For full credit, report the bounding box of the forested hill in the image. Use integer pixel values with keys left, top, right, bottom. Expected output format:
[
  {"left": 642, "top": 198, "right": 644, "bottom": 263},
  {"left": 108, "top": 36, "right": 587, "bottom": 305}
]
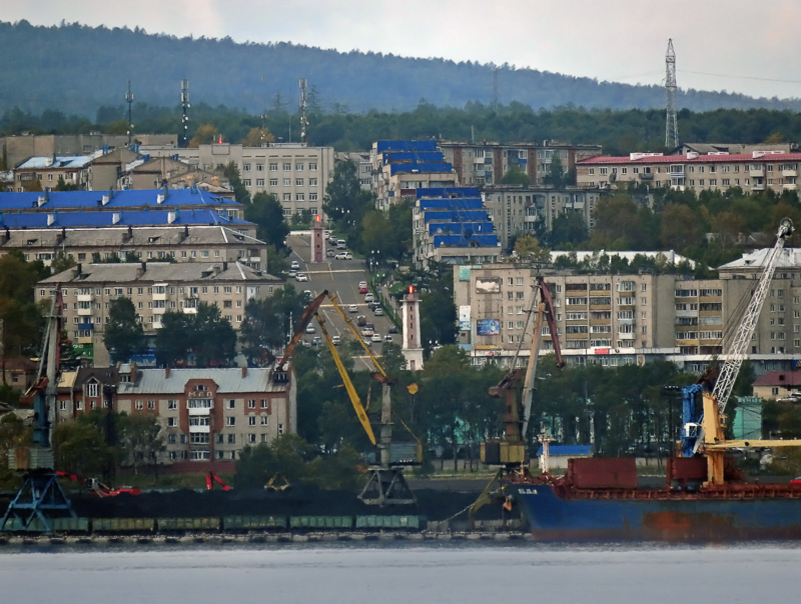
[{"left": 2, "top": 20, "right": 800, "bottom": 118}]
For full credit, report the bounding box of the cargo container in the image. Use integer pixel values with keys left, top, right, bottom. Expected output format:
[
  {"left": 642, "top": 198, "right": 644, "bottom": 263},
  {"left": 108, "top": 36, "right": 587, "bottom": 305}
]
[{"left": 222, "top": 515, "right": 287, "bottom": 530}]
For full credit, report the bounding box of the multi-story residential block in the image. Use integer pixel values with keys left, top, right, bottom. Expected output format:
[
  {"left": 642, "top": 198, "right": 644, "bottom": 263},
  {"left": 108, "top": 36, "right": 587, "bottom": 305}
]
[
  {"left": 454, "top": 248, "right": 801, "bottom": 378},
  {"left": 140, "top": 142, "right": 334, "bottom": 218},
  {"left": 412, "top": 187, "right": 500, "bottom": 267},
  {"left": 335, "top": 151, "right": 372, "bottom": 191},
  {"left": 576, "top": 150, "right": 801, "bottom": 195},
  {"left": 438, "top": 140, "right": 603, "bottom": 187},
  {"left": 0, "top": 225, "right": 268, "bottom": 270},
  {"left": 370, "top": 141, "right": 457, "bottom": 210},
  {"left": 36, "top": 261, "right": 283, "bottom": 365},
  {"left": 13, "top": 155, "right": 92, "bottom": 191},
  {"left": 54, "top": 364, "right": 296, "bottom": 470},
  {"left": 482, "top": 185, "right": 605, "bottom": 249}
]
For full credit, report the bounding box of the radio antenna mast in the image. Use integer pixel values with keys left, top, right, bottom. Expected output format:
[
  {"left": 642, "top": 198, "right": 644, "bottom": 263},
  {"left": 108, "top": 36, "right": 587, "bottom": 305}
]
[{"left": 665, "top": 39, "right": 679, "bottom": 149}]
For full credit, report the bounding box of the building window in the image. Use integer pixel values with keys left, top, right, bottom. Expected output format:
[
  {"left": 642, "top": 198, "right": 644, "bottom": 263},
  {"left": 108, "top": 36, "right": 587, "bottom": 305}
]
[
  {"left": 226, "top": 417, "right": 236, "bottom": 426},
  {"left": 283, "top": 163, "right": 291, "bottom": 171},
  {"left": 269, "top": 163, "right": 278, "bottom": 171},
  {"left": 270, "top": 178, "right": 278, "bottom": 186},
  {"left": 248, "top": 416, "right": 256, "bottom": 426},
  {"left": 86, "top": 382, "right": 100, "bottom": 398},
  {"left": 248, "top": 399, "right": 256, "bottom": 408}
]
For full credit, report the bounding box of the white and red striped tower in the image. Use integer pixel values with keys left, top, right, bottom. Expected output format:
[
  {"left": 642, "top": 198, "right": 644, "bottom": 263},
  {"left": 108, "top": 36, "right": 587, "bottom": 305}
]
[
  {"left": 401, "top": 285, "right": 424, "bottom": 371},
  {"left": 311, "top": 214, "right": 325, "bottom": 263}
]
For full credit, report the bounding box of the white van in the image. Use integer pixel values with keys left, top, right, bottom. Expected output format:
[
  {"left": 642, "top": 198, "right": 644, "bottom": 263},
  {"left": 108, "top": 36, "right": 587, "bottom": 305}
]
[{"left": 336, "top": 239, "right": 347, "bottom": 249}]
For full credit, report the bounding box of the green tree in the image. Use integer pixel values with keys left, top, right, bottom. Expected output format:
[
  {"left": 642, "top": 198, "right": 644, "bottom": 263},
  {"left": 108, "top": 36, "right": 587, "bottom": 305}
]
[
  {"left": 155, "top": 302, "right": 235, "bottom": 367},
  {"left": 514, "top": 234, "right": 550, "bottom": 262},
  {"left": 0, "top": 414, "right": 32, "bottom": 488},
  {"left": 660, "top": 203, "right": 704, "bottom": 252},
  {"left": 240, "top": 284, "right": 306, "bottom": 365},
  {"left": 499, "top": 166, "right": 531, "bottom": 186},
  {"left": 53, "top": 175, "right": 78, "bottom": 191},
  {"left": 549, "top": 212, "right": 589, "bottom": 248},
  {"left": 240, "top": 126, "right": 275, "bottom": 147},
  {"left": 245, "top": 191, "right": 288, "bottom": 250},
  {"left": 235, "top": 433, "right": 313, "bottom": 487},
  {"left": 49, "top": 253, "right": 76, "bottom": 275},
  {"left": 52, "top": 420, "right": 115, "bottom": 478},
  {"left": 542, "top": 156, "right": 567, "bottom": 188},
  {"left": 222, "top": 161, "right": 251, "bottom": 204},
  {"left": 118, "top": 412, "right": 165, "bottom": 475},
  {"left": 323, "top": 160, "right": 376, "bottom": 246},
  {"left": 104, "top": 297, "right": 144, "bottom": 362},
  {"left": 0, "top": 251, "right": 43, "bottom": 365},
  {"left": 189, "top": 123, "right": 219, "bottom": 147}
]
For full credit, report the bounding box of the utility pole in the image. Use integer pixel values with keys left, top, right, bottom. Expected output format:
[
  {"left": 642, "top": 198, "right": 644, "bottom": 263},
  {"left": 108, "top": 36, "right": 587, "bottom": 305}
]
[
  {"left": 299, "top": 78, "right": 309, "bottom": 144},
  {"left": 180, "top": 79, "right": 190, "bottom": 148},
  {"left": 665, "top": 39, "right": 679, "bottom": 149},
  {"left": 125, "top": 81, "right": 134, "bottom": 147},
  {"left": 492, "top": 67, "right": 499, "bottom": 108}
]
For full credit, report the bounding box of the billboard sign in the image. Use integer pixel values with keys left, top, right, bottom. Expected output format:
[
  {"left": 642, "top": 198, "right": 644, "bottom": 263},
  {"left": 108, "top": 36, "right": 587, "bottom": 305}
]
[{"left": 476, "top": 319, "right": 501, "bottom": 336}]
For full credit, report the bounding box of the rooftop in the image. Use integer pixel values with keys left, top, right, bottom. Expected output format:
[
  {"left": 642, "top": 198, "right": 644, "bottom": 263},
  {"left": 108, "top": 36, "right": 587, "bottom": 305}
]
[
  {"left": 577, "top": 152, "right": 801, "bottom": 165},
  {"left": 40, "top": 261, "right": 282, "bottom": 285},
  {"left": 117, "top": 367, "right": 287, "bottom": 394},
  {"left": 719, "top": 247, "right": 801, "bottom": 271},
  {"left": 753, "top": 371, "right": 801, "bottom": 387},
  {"left": 15, "top": 156, "right": 92, "bottom": 170},
  {"left": 0, "top": 208, "right": 248, "bottom": 229},
  {"left": 0, "top": 188, "right": 239, "bottom": 211}
]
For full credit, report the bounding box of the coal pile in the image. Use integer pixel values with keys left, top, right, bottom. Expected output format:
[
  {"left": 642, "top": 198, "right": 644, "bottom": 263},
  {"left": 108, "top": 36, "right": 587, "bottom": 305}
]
[{"left": 70, "top": 486, "right": 503, "bottom": 521}]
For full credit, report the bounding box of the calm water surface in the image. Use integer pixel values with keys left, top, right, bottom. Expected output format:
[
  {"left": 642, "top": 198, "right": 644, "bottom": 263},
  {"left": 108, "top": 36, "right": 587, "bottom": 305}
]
[{"left": 1, "top": 542, "right": 798, "bottom": 604}]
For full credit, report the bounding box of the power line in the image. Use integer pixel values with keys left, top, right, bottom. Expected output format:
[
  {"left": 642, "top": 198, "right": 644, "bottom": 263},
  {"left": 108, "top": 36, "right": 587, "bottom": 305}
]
[{"left": 679, "top": 70, "right": 801, "bottom": 85}]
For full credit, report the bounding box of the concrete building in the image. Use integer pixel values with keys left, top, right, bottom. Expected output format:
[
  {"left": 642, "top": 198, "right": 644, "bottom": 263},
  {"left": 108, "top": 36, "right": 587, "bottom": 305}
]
[
  {"left": 54, "top": 364, "right": 296, "bottom": 470},
  {"left": 751, "top": 370, "right": 801, "bottom": 400},
  {"left": 335, "top": 151, "right": 372, "bottom": 191},
  {"left": 13, "top": 155, "right": 92, "bottom": 191},
  {"left": 36, "top": 261, "right": 283, "bottom": 365},
  {"left": 140, "top": 142, "right": 334, "bottom": 218},
  {"left": 453, "top": 248, "right": 801, "bottom": 377},
  {"left": 412, "top": 187, "right": 500, "bottom": 267},
  {"left": 370, "top": 141, "right": 457, "bottom": 210},
  {"left": 0, "top": 133, "right": 176, "bottom": 170},
  {"left": 576, "top": 150, "right": 801, "bottom": 195},
  {"left": 483, "top": 185, "right": 605, "bottom": 250},
  {"left": 438, "top": 140, "right": 603, "bottom": 187},
  {"left": 0, "top": 225, "right": 268, "bottom": 271}
]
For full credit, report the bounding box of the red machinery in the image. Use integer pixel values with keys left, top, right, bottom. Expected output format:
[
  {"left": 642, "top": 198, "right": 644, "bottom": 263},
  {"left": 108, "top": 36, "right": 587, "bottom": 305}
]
[
  {"left": 56, "top": 471, "right": 141, "bottom": 497},
  {"left": 205, "top": 472, "right": 232, "bottom": 491}
]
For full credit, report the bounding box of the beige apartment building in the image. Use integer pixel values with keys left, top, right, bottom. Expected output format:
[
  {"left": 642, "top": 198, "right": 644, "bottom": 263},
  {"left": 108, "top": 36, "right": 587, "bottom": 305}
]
[
  {"left": 54, "top": 364, "right": 296, "bottom": 469},
  {"left": 140, "top": 142, "right": 334, "bottom": 218},
  {"left": 439, "top": 140, "right": 603, "bottom": 187},
  {"left": 575, "top": 150, "right": 801, "bottom": 195},
  {"left": 1, "top": 225, "right": 268, "bottom": 271},
  {"left": 483, "top": 185, "right": 605, "bottom": 249},
  {"left": 454, "top": 249, "right": 801, "bottom": 376},
  {"left": 37, "top": 261, "right": 284, "bottom": 365}
]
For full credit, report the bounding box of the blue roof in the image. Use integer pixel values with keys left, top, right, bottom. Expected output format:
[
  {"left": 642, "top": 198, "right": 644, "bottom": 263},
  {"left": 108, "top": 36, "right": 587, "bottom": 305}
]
[
  {"left": 417, "top": 187, "right": 480, "bottom": 199},
  {"left": 433, "top": 233, "right": 498, "bottom": 247},
  {"left": 383, "top": 151, "right": 444, "bottom": 165},
  {"left": 376, "top": 141, "right": 438, "bottom": 153},
  {"left": 0, "top": 188, "right": 239, "bottom": 212},
  {"left": 535, "top": 445, "right": 593, "bottom": 456},
  {"left": 419, "top": 198, "right": 483, "bottom": 211},
  {"left": 390, "top": 162, "right": 453, "bottom": 175},
  {"left": 0, "top": 209, "right": 249, "bottom": 229}
]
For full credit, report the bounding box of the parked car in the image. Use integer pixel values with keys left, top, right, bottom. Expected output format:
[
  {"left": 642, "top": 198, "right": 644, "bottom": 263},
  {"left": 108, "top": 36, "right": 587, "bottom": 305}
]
[
  {"left": 288, "top": 269, "right": 298, "bottom": 278},
  {"left": 326, "top": 249, "right": 335, "bottom": 257},
  {"left": 373, "top": 308, "right": 384, "bottom": 316},
  {"left": 364, "top": 293, "right": 374, "bottom": 302},
  {"left": 388, "top": 325, "right": 398, "bottom": 334},
  {"left": 290, "top": 260, "right": 300, "bottom": 269},
  {"left": 384, "top": 335, "right": 393, "bottom": 342},
  {"left": 359, "top": 286, "right": 369, "bottom": 294},
  {"left": 296, "top": 273, "right": 308, "bottom": 282},
  {"left": 371, "top": 333, "right": 382, "bottom": 343},
  {"left": 356, "top": 315, "right": 367, "bottom": 326},
  {"left": 348, "top": 304, "right": 358, "bottom": 313},
  {"left": 344, "top": 252, "right": 353, "bottom": 260},
  {"left": 361, "top": 327, "right": 374, "bottom": 337},
  {"left": 335, "top": 252, "right": 349, "bottom": 260}
]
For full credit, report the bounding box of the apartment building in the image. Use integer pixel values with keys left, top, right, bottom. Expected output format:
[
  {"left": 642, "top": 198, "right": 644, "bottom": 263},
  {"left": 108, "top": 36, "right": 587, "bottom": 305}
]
[
  {"left": 54, "top": 364, "right": 296, "bottom": 470},
  {"left": 335, "top": 151, "right": 372, "bottom": 191},
  {"left": 576, "top": 150, "right": 801, "bottom": 195},
  {"left": 140, "top": 142, "right": 334, "bottom": 218},
  {"left": 1, "top": 225, "right": 268, "bottom": 271},
  {"left": 412, "top": 187, "right": 500, "bottom": 267},
  {"left": 482, "top": 185, "right": 605, "bottom": 249},
  {"left": 439, "top": 140, "right": 603, "bottom": 187},
  {"left": 13, "top": 156, "right": 92, "bottom": 191},
  {"left": 370, "top": 141, "right": 457, "bottom": 210},
  {"left": 36, "top": 261, "right": 283, "bottom": 365},
  {"left": 454, "top": 248, "right": 801, "bottom": 377}
]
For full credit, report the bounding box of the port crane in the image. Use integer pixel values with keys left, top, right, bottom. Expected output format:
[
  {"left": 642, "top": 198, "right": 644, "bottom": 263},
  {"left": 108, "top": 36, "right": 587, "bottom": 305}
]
[
  {"left": 2, "top": 290, "right": 77, "bottom": 531},
  {"left": 691, "top": 218, "right": 801, "bottom": 484},
  {"left": 471, "top": 277, "right": 563, "bottom": 518},
  {"left": 275, "top": 290, "right": 419, "bottom": 505}
]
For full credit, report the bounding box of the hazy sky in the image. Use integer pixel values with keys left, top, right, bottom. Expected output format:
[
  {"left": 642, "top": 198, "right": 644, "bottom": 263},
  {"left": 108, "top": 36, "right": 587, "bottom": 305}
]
[{"left": 5, "top": 0, "right": 801, "bottom": 100}]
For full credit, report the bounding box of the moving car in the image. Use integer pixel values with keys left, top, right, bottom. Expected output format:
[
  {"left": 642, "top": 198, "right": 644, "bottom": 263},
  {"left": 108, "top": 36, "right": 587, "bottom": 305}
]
[
  {"left": 358, "top": 281, "right": 368, "bottom": 289},
  {"left": 356, "top": 315, "right": 367, "bottom": 326},
  {"left": 332, "top": 335, "right": 341, "bottom": 345},
  {"left": 296, "top": 273, "right": 308, "bottom": 282},
  {"left": 312, "top": 336, "right": 322, "bottom": 346},
  {"left": 348, "top": 304, "right": 358, "bottom": 313},
  {"left": 388, "top": 325, "right": 398, "bottom": 334},
  {"left": 290, "top": 260, "right": 300, "bottom": 269},
  {"left": 364, "top": 293, "right": 374, "bottom": 302},
  {"left": 371, "top": 333, "right": 382, "bottom": 343},
  {"left": 305, "top": 324, "right": 315, "bottom": 334},
  {"left": 326, "top": 249, "right": 335, "bottom": 258},
  {"left": 359, "top": 286, "right": 368, "bottom": 294},
  {"left": 288, "top": 269, "right": 297, "bottom": 278},
  {"left": 384, "top": 335, "right": 393, "bottom": 343},
  {"left": 361, "top": 327, "right": 374, "bottom": 337},
  {"left": 344, "top": 252, "right": 353, "bottom": 260},
  {"left": 373, "top": 308, "right": 384, "bottom": 316},
  {"left": 334, "top": 252, "right": 349, "bottom": 260}
]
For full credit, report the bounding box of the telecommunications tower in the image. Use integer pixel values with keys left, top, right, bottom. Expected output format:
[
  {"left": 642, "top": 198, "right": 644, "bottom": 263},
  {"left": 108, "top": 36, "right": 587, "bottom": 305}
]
[
  {"left": 180, "top": 79, "right": 190, "bottom": 148},
  {"left": 125, "top": 81, "right": 134, "bottom": 147},
  {"left": 299, "top": 78, "right": 309, "bottom": 144},
  {"left": 665, "top": 39, "right": 679, "bottom": 149}
]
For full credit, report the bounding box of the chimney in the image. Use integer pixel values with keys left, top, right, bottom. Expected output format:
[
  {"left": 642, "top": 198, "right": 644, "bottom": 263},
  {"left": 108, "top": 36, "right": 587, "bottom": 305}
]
[
  {"left": 165, "top": 367, "right": 171, "bottom": 378},
  {"left": 130, "top": 362, "right": 138, "bottom": 383},
  {"left": 102, "top": 194, "right": 110, "bottom": 206},
  {"left": 72, "top": 263, "right": 82, "bottom": 278},
  {"left": 112, "top": 212, "right": 121, "bottom": 225},
  {"left": 38, "top": 195, "right": 47, "bottom": 207},
  {"left": 222, "top": 261, "right": 228, "bottom": 271},
  {"left": 167, "top": 210, "right": 177, "bottom": 224},
  {"left": 47, "top": 213, "right": 56, "bottom": 226},
  {"left": 136, "top": 261, "right": 146, "bottom": 278},
  {"left": 0, "top": 226, "right": 9, "bottom": 245},
  {"left": 241, "top": 367, "right": 247, "bottom": 378},
  {"left": 182, "top": 225, "right": 189, "bottom": 241},
  {"left": 124, "top": 226, "right": 133, "bottom": 242},
  {"left": 57, "top": 227, "right": 66, "bottom": 245}
]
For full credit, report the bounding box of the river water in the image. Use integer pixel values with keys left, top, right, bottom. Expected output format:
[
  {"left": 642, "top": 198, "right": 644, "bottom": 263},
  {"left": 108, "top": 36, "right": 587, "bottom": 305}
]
[{"left": 1, "top": 542, "right": 798, "bottom": 603}]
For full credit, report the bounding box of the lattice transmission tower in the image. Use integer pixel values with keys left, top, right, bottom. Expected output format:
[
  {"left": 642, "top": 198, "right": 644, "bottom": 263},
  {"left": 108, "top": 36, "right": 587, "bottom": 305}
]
[{"left": 665, "top": 38, "right": 679, "bottom": 149}]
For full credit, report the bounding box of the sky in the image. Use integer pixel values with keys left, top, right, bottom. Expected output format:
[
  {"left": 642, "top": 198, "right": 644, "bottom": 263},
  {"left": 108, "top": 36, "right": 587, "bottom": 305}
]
[{"left": 5, "top": 0, "right": 801, "bottom": 100}]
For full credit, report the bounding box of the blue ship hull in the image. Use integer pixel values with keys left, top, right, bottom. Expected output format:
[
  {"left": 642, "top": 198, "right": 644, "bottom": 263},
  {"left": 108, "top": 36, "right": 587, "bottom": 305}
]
[{"left": 511, "top": 484, "right": 801, "bottom": 541}]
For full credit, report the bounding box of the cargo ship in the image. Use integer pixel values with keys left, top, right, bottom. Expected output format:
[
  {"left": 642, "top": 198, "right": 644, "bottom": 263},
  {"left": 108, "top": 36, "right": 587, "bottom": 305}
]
[{"left": 507, "top": 457, "right": 801, "bottom": 541}]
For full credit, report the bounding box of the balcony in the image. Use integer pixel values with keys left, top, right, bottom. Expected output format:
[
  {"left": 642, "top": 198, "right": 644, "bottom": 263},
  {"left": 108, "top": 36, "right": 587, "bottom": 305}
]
[
  {"left": 782, "top": 169, "right": 798, "bottom": 177},
  {"left": 188, "top": 407, "right": 211, "bottom": 416},
  {"left": 784, "top": 183, "right": 798, "bottom": 191},
  {"left": 152, "top": 306, "right": 166, "bottom": 315},
  {"left": 189, "top": 425, "right": 210, "bottom": 433},
  {"left": 750, "top": 168, "right": 765, "bottom": 177},
  {"left": 752, "top": 183, "right": 765, "bottom": 191},
  {"left": 77, "top": 308, "right": 93, "bottom": 316},
  {"left": 617, "top": 317, "right": 635, "bottom": 325},
  {"left": 77, "top": 294, "right": 94, "bottom": 302},
  {"left": 618, "top": 332, "right": 635, "bottom": 340},
  {"left": 183, "top": 307, "right": 198, "bottom": 314},
  {"left": 152, "top": 292, "right": 167, "bottom": 301}
]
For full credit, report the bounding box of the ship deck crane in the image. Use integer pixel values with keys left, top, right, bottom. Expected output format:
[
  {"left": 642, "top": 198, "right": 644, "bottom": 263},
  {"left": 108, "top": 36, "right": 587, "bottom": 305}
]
[
  {"left": 697, "top": 218, "right": 801, "bottom": 484},
  {"left": 471, "top": 277, "right": 563, "bottom": 518}
]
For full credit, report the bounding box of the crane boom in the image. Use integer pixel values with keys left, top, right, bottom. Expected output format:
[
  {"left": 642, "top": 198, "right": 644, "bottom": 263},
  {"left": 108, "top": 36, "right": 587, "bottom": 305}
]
[{"left": 712, "top": 218, "right": 793, "bottom": 413}]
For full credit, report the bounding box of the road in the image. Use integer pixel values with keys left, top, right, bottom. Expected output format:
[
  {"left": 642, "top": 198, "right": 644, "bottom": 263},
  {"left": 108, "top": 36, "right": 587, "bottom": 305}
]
[{"left": 286, "top": 233, "right": 398, "bottom": 369}]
